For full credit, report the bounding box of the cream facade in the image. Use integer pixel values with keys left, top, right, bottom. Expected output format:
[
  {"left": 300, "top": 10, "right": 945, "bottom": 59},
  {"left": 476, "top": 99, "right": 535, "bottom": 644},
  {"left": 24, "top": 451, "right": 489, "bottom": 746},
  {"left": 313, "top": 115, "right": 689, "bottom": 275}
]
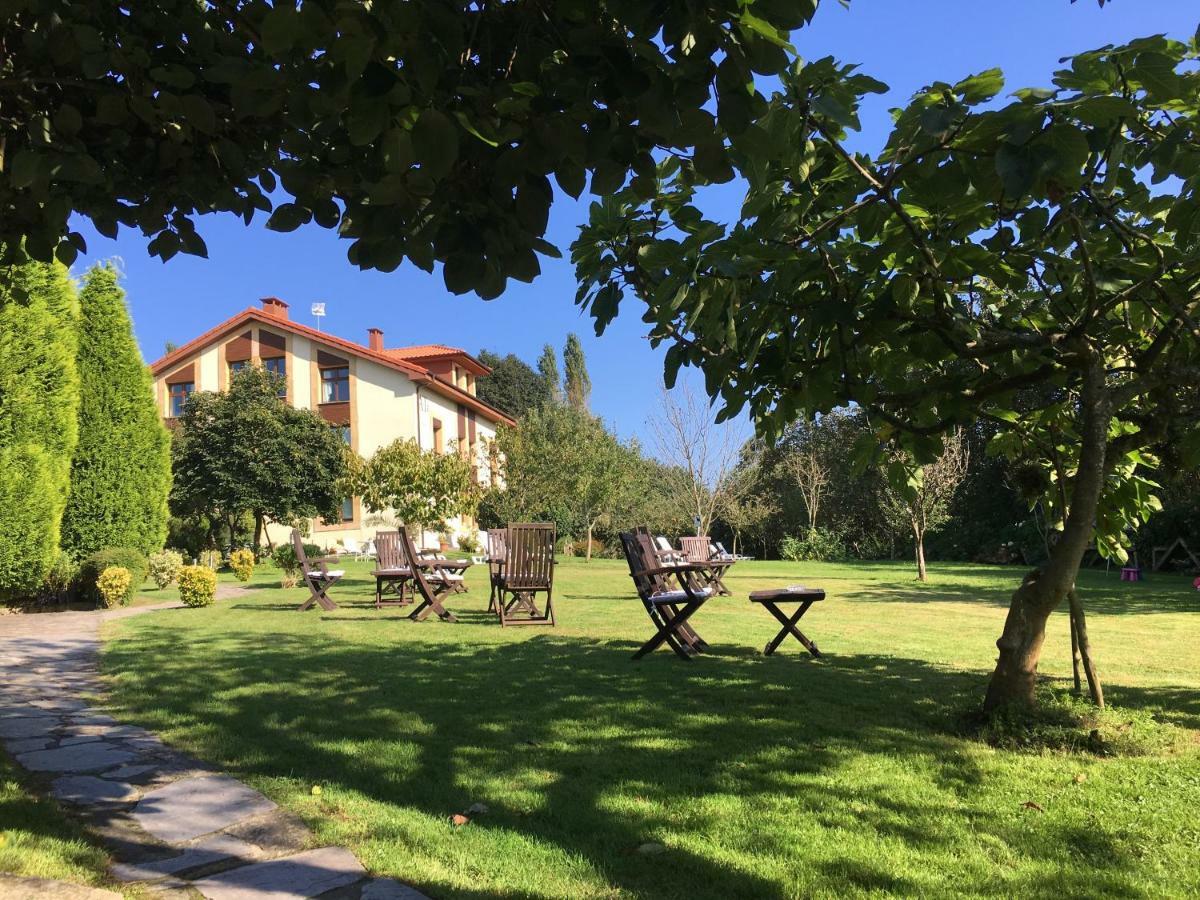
[{"left": 151, "top": 298, "right": 512, "bottom": 551}]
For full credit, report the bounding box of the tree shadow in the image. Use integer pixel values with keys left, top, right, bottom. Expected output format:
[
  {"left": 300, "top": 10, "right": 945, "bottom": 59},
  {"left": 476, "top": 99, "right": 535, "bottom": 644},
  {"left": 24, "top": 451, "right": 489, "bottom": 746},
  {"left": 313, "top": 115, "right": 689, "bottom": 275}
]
[{"left": 100, "top": 622, "right": 1192, "bottom": 899}]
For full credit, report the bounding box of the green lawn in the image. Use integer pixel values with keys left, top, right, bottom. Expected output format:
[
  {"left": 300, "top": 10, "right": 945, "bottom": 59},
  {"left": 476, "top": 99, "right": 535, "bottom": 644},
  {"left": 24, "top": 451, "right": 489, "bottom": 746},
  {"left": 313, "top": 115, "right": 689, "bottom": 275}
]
[
  {"left": 100, "top": 558, "right": 1200, "bottom": 899},
  {"left": 0, "top": 751, "right": 114, "bottom": 889}
]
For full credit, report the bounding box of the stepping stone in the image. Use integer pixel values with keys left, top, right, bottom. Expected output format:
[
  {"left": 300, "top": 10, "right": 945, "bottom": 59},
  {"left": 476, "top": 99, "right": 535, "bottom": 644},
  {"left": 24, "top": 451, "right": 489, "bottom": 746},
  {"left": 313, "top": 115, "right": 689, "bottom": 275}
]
[
  {"left": 4, "top": 736, "right": 54, "bottom": 754},
  {"left": 17, "top": 741, "right": 134, "bottom": 773},
  {"left": 53, "top": 775, "right": 140, "bottom": 805},
  {"left": 102, "top": 763, "right": 159, "bottom": 781},
  {"left": 0, "top": 874, "right": 122, "bottom": 899},
  {"left": 192, "top": 847, "right": 365, "bottom": 900},
  {"left": 0, "top": 715, "right": 58, "bottom": 739},
  {"left": 111, "top": 843, "right": 243, "bottom": 883},
  {"left": 133, "top": 774, "right": 277, "bottom": 843},
  {"left": 61, "top": 734, "right": 104, "bottom": 746},
  {"left": 361, "top": 878, "right": 433, "bottom": 900}
]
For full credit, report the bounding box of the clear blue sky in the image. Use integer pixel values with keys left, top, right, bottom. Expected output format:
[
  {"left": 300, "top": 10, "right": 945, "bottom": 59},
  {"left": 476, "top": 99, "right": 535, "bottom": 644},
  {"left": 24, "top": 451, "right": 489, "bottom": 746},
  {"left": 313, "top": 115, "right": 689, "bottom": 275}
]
[{"left": 72, "top": 1, "right": 1197, "bottom": 446}]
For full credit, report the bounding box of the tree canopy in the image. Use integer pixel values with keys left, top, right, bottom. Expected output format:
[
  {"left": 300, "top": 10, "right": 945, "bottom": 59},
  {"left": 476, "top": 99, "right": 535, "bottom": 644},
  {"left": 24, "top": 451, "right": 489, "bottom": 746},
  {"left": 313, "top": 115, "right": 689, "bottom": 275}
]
[
  {"left": 170, "top": 365, "right": 348, "bottom": 548},
  {"left": 475, "top": 349, "right": 548, "bottom": 419},
  {"left": 574, "top": 35, "right": 1200, "bottom": 709},
  {"left": 2, "top": 0, "right": 814, "bottom": 294}
]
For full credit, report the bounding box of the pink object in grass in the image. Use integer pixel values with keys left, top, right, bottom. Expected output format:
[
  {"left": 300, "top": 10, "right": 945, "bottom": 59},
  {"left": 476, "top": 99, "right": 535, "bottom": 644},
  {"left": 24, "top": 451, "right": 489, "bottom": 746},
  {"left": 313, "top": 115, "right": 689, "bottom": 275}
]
[{"left": 1193, "top": 576, "right": 1200, "bottom": 591}]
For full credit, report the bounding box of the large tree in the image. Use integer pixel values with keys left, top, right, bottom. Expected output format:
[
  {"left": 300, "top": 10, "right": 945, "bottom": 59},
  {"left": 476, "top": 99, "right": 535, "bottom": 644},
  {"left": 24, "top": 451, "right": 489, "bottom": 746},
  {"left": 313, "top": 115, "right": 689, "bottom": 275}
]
[
  {"left": 562, "top": 333, "right": 592, "bottom": 411},
  {"left": 1, "top": 0, "right": 813, "bottom": 294},
  {"left": 575, "top": 36, "right": 1200, "bottom": 712},
  {"left": 170, "top": 366, "right": 348, "bottom": 549},
  {"left": 60, "top": 264, "right": 171, "bottom": 557},
  {"left": 475, "top": 349, "right": 548, "bottom": 419},
  {"left": 0, "top": 257, "right": 78, "bottom": 599},
  {"left": 537, "top": 344, "right": 563, "bottom": 405},
  {"left": 494, "top": 404, "right": 634, "bottom": 560}
]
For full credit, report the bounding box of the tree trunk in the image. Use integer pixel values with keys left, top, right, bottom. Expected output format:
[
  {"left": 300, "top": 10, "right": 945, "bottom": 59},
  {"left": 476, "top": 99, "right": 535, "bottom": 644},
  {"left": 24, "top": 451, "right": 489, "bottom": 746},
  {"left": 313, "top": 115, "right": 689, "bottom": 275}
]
[
  {"left": 1068, "top": 588, "right": 1105, "bottom": 708},
  {"left": 586, "top": 522, "right": 594, "bottom": 562},
  {"left": 913, "top": 524, "right": 927, "bottom": 582},
  {"left": 983, "top": 362, "right": 1110, "bottom": 714},
  {"left": 1070, "top": 605, "right": 1082, "bottom": 693},
  {"left": 253, "top": 511, "right": 264, "bottom": 550}
]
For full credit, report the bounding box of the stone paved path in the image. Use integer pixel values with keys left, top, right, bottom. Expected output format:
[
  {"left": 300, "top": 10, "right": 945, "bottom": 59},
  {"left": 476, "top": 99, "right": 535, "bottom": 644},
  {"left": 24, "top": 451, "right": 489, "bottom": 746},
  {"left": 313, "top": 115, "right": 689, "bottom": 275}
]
[{"left": 0, "top": 597, "right": 429, "bottom": 900}]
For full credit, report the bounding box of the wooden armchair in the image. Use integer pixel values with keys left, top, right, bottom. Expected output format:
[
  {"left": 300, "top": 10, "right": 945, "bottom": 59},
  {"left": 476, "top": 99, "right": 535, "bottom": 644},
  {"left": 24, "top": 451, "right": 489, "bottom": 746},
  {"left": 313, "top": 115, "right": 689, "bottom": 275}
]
[
  {"left": 293, "top": 530, "right": 343, "bottom": 612},
  {"left": 619, "top": 528, "right": 713, "bottom": 659},
  {"left": 679, "top": 535, "right": 735, "bottom": 595},
  {"left": 493, "top": 523, "right": 556, "bottom": 627},
  {"left": 372, "top": 531, "right": 412, "bottom": 608}
]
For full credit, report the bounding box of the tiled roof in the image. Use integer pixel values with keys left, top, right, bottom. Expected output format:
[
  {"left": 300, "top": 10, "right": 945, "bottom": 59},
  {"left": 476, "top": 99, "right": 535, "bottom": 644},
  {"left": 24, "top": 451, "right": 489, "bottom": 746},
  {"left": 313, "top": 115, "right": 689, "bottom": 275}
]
[{"left": 383, "top": 344, "right": 463, "bottom": 359}]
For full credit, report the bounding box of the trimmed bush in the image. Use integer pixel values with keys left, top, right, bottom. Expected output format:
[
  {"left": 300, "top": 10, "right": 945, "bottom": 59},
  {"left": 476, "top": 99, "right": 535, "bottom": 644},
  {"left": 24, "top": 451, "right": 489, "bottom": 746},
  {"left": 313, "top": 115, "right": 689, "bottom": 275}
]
[
  {"left": 271, "top": 542, "right": 322, "bottom": 576},
  {"left": 147, "top": 549, "right": 184, "bottom": 589},
  {"left": 0, "top": 259, "right": 80, "bottom": 601},
  {"left": 40, "top": 551, "right": 79, "bottom": 605},
  {"left": 229, "top": 548, "right": 255, "bottom": 582},
  {"left": 60, "top": 265, "right": 171, "bottom": 558},
  {"left": 79, "top": 548, "right": 149, "bottom": 605},
  {"left": 198, "top": 549, "right": 222, "bottom": 570},
  {"left": 178, "top": 565, "right": 217, "bottom": 607},
  {"left": 96, "top": 566, "right": 132, "bottom": 608}
]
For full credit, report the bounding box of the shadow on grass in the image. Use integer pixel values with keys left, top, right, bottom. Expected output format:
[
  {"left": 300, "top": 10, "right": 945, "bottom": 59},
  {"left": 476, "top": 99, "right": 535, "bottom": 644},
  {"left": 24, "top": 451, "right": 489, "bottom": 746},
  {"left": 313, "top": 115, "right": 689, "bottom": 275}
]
[{"left": 100, "top": 617, "right": 1189, "bottom": 900}]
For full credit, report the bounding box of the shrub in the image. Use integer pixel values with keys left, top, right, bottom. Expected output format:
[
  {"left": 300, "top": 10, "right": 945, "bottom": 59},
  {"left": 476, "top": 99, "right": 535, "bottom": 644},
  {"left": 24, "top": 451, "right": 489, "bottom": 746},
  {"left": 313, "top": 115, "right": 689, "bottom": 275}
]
[
  {"left": 457, "top": 533, "right": 479, "bottom": 553},
  {"left": 198, "top": 549, "right": 222, "bottom": 570},
  {"left": 36, "top": 551, "right": 79, "bottom": 606},
  {"left": 271, "top": 542, "right": 322, "bottom": 576},
  {"left": 96, "top": 566, "right": 133, "bottom": 608},
  {"left": 779, "top": 528, "right": 847, "bottom": 562},
  {"left": 147, "top": 549, "right": 184, "bottom": 589},
  {"left": 229, "top": 548, "right": 255, "bottom": 581},
  {"left": 79, "top": 547, "right": 148, "bottom": 604},
  {"left": 178, "top": 565, "right": 217, "bottom": 607}
]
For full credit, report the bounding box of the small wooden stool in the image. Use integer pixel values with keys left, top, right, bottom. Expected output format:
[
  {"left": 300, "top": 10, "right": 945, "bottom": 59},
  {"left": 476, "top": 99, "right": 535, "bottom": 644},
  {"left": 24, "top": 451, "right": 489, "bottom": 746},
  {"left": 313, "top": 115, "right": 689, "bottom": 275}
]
[
  {"left": 750, "top": 586, "right": 826, "bottom": 657},
  {"left": 1120, "top": 567, "right": 1141, "bottom": 582}
]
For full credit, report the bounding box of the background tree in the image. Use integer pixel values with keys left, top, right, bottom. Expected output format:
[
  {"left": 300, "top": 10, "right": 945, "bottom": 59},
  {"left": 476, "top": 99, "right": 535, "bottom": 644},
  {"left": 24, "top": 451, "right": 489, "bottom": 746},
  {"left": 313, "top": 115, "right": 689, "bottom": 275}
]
[
  {"left": 494, "top": 404, "right": 634, "bottom": 560},
  {"left": 563, "top": 333, "right": 592, "bottom": 411},
  {"left": 537, "top": 344, "right": 563, "bottom": 405},
  {"left": 718, "top": 444, "right": 779, "bottom": 558},
  {"left": 348, "top": 438, "right": 479, "bottom": 546},
  {"left": 879, "top": 430, "right": 970, "bottom": 582},
  {"left": 648, "top": 384, "right": 744, "bottom": 535},
  {"left": 1, "top": 0, "right": 811, "bottom": 295},
  {"left": 60, "top": 264, "right": 171, "bottom": 558},
  {"left": 475, "top": 350, "right": 549, "bottom": 419},
  {"left": 780, "top": 420, "right": 831, "bottom": 536},
  {"left": 170, "top": 366, "right": 347, "bottom": 550},
  {"left": 0, "top": 257, "right": 79, "bottom": 599},
  {"left": 575, "top": 37, "right": 1200, "bottom": 712}
]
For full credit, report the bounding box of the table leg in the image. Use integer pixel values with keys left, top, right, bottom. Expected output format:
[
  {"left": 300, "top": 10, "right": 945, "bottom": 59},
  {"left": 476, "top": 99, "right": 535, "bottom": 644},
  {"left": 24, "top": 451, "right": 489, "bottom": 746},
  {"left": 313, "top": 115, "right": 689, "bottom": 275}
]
[{"left": 762, "top": 601, "right": 821, "bottom": 657}]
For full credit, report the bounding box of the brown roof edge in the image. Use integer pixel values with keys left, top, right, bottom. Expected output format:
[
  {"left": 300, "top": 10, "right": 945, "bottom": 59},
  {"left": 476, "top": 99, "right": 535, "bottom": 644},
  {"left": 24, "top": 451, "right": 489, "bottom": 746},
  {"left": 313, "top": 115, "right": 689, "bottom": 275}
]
[{"left": 149, "top": 308, "right": 516, "bottom": 428}]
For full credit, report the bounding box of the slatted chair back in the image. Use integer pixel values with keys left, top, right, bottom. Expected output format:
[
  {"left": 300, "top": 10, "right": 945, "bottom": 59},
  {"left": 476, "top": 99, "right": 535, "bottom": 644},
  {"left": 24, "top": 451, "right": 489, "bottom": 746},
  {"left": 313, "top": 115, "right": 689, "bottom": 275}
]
[
  {"left": 487, "top": 528, "right": 508, "bottom": 562},
  {"left": 292, "top": 529, "right": 314, "bottom": 572},
  {"left": 396, "top": 526, "right": 438, "bottom": 602},
  {"left": 504, "top": 523, "right": 555, "bottom": 592},
  {"left": 375, "top": 531, "right": 404, "bottom": 571},
  {"left": 619, "top": 530, "right": 658, "bottom": 601},
  {"left": 679, "top": 535, "right": 714, "bottom": 563}
]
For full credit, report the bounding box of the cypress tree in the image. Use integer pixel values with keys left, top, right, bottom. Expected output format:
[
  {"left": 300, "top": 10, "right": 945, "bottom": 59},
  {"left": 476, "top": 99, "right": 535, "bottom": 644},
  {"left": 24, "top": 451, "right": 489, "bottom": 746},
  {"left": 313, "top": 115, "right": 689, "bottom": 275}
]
[
  {"left": 537, "top": 343, "right": 562, "bottom": 405},
  {"left": 0, "top": 258, "right": 80, "bottom": 599},
  {"left": 563, "top": 333, "right": 591, "bottom": 411},
  {"left": 61, "top": 264, "right": 171, "bottom": 558}
]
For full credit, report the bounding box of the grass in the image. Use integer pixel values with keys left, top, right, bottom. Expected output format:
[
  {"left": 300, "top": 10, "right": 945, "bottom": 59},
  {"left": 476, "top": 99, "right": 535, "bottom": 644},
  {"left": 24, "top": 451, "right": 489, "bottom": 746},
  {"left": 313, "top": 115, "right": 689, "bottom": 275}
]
[
  {"left": 98, "top": 557, "right": 1200, "bottom": 899},
  {"left": 0, "top": 751, "right": 114, "bottom": 889}
]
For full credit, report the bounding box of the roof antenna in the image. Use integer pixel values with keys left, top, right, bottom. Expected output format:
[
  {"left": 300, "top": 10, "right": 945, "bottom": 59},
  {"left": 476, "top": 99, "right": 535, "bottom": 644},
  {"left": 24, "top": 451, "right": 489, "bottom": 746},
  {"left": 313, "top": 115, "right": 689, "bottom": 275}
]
[{"left": 311, "top": 301, "right": 326, "bottom": 332}]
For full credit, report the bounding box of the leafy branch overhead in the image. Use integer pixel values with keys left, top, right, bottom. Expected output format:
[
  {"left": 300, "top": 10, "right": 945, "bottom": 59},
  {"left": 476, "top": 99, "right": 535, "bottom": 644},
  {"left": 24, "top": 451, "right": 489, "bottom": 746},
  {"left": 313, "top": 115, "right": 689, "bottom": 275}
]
[{"left": 1, "top": 0, "right": 814, "bottom": 295}]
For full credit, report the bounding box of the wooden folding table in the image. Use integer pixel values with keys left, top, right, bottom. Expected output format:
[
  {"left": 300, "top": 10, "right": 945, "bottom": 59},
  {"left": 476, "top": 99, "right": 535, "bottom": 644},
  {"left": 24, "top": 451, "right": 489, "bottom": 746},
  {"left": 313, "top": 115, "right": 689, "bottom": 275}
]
[{"left": 750, "top": 586, "right": 825, "bottom": 657}]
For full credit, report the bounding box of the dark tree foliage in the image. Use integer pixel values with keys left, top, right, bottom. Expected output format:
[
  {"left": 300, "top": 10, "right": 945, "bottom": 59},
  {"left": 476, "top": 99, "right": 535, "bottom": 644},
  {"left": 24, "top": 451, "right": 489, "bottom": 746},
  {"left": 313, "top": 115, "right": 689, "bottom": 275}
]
[
  {"left": 562, "top": 332, "right": 592, "bottom": 411},
  {"left": 1, "top": 0, "right": 815, "bottom": 295},
  {"left": 0, "top": 257, "right": 78, "bottom": 599},
  {"left": 537, "top": 344, "right": 563, "bottom": 405},
  {"left": 476, "top": 349, "right": 548, "bottom": 419},
  {"left": 61, "top": 264, "right": 171, "bottom": 558},
  {"left": 170, "top": 366, "right": 348, "bottom": 549}
]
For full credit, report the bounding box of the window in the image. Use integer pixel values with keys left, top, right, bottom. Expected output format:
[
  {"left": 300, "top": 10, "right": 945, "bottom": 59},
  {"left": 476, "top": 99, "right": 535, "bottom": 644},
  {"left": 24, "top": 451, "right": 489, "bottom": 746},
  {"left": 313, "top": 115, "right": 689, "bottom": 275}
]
[
  {"left": 330, "top": 425, "right": 351, "bottom": 446},
  {"left": 432, "top": 418, "right": 443, "bottom": 454},
  {"left": 168, "top": 382, "right": 193, "bottom": 417},
  {"left": 263, "top": 357, "right": 286, "bottom": 397},
  {"left": 321, "top": 366, "right": 349, "bottom": 403},
  {"left": 228, "top": 359, "right": 248, "bottom": 379},
  {"left": 340, "top": 498, "right": 354, "bottom": 522}
]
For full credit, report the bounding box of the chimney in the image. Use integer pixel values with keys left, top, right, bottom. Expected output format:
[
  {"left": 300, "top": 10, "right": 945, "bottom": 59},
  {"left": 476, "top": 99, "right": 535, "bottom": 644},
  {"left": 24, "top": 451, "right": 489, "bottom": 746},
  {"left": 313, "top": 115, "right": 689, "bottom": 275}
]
[
  {"left": 260, "top": 297, "right": 289, "bottom": 319},
  {"left": 368, "top": 327, "right": 384, "bottom": 351}
]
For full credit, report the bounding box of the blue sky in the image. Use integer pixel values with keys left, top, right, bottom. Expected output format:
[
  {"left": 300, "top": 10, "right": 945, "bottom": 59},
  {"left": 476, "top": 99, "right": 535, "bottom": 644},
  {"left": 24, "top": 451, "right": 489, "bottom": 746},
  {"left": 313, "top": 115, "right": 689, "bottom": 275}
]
[{"left": 72, "top": 0, "right": 1196, "bottom": 447}]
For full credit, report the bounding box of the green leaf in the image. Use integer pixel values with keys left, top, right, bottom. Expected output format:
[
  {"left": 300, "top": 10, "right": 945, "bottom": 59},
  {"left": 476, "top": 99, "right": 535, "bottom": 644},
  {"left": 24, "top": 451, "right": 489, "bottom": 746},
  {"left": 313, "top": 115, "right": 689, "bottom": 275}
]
[
  {"left": 412, "top": 109, "right": 459, "bottom": 179},
  {"left": 453, "top": 111, "right": 500, "bottom": 148},
  {"left": 737, "top": 10, "right": 794, "bottom": 49},
  {"left": 53, "top": 104, "right": 83, "bottom": 137},
  {"left": 265, "top": 203, "right": 310, "bottom": 233},
  {"left": 955, "top": 69, "right": 1004, "bottom": 104},
  {"left": 555, "top": 161, "right": 586, "bottom": 199},
  {"left": 261, "top": 6, "right": 299, "bottom": 54}
]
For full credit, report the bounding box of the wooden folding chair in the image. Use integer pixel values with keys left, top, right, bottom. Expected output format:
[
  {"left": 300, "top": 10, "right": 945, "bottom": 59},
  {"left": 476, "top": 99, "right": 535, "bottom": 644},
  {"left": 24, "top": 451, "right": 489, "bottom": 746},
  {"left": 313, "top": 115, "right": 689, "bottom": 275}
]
[
  {"left": 293, "top": 530, "right": 343, "bottom": 612},
  {"left": 619, "top": 528, "right": 713, "bottom": 660},
  {"left": 680, "top": 535, "right": 735, "bottom": 596},
  {"left": 372, "top": 531, "right": 412, "bottom": 608},
  {"left": 397, "top": 526, "right": 469, "bottom": 622},
  {"left": 486, "top": 528, "right": 508, "bottom": 614},
  {"left": 494, "top": 523, "right": 556, "bottom": 627}
]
